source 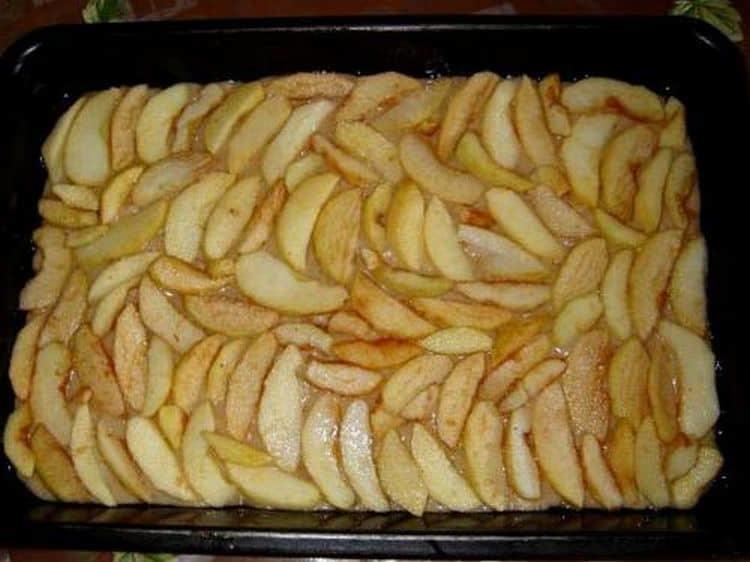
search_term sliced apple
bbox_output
[331,339,423,369]
[362,183,391,253]
[410,297,511,330]
[464,401,506,509]
[456,281,550,311]
[486,188,565,262]
[528,185,594,239]
[372,266,453,298]
[29,342,72,446]
[100,165,143,224]
[139,275,205,353]
[400,133,485,204]
[131,152,212,206]
[532,382,585,507]
[66,225,108,248]
[411,423,481,510]
[505,406,541,500]
[262,99,335,184]
[560,77,664,121]
[539,73,571,136]
[3,404,34,478]
[91,277,139,336]
[227,95,291,173]
[479,334,551,401]
[38,199,98,228]
[671,447,722,509]
[226,464,321,509]
[634,417,670,507]
[275,323,332,353]
[158,404,187,451]
[669,236,707,335]
[609,337,649,428]
[386,181,427,271]
[401,384,439,421]
[659,97,687,150]
[301,394,356,509]
[648,335,680,443]
[313,188,361,284]
[237,181,287,254]
[97,419,152,502]
[206,337,246,405]
[607,418,640,506]
[581,433,623,509]
[595,209,647,248]
[371,407,405,440]
[172,83,227,153]
[312,134,380,187]
[126,416,196,502]
[71,403,117,506]
[150,256,229,295]
[424,196,475,280]
[305,360,381,396]
[552,237,608,310]
[225,332,278,441]
[420,327,493,355]
[629,229,682,339]
[202,431,270,467]
[335,121,403,183]
[137,83,196,163]
[173,334,225,413]
[9,314,46,399]
[553,293,603,349]
[285,153,327,191]
[382,354,453,414]
[72,324,125,416]
[519,358,567,399]
[51,183,98,211]
[634,147,673,233]
[490,315,549,368]
[664,152,696,230]
[114,303,148,411]
[65,88,123,185]
[337,72,420,122]
[328,311,378,341]
[436,353,485,447]
[371,78,453,134]
[202,82,264,154]
[560,113,620,207]
[269,72,354,99]
[184,294,278,337]
[43,96,86,183]
[666,442,698,481]
[203,176,262,260]
[601,249,634,340]
[532,164,572,196]
[142,336,174,417]
[111,84,149,171]
[378,429,428,516]
[31,425,90,502]
[514,76,558,167]
[481,79,521,169]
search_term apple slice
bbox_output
[528,185,595,239]
[227,95,291,173]
[490,316,549,368]
[142,336,174,417]
[202,431,270,468]
[150,256,229,295]
[660,97,687,149]
[51,183,98,210]
[386,181,427,272]
[3,404,34,477]
[66,225,108,248]
[669,237,707,335]
[274,323,333,353]
[634,417,669,507]
[182,402,238,506]
[666,442,698,481]
[561,330,610,441]
[648,336,680,443]
[301,394,356,509]
[131,152,212,206]
[158,404,187,450]
[114,303,148,411]
[305,361,381,396]
[607,419,640,506]
[609,337,649,428]
[43,96,86,183]
[76,200,168,268]
[581,433,623,509]
[437,71,498,161]
[539,74,571,136]
[532,382,585,507]
[424,196,474,281]
[328,311,378,340]
[671,447,722,509]
[595,209,648,248]
[481,79,521,169]
[269,72,354,99]
[485,188,565,262]
[531,164,572,196]
[38,199,97,229]
[455,132,534,193]
[335,121,403,183]
[205,337,246,405]
[203,82,265,154]
[313,188,361,284]
[226,464,321,509]
[72,324,125,416]
[31,425,90,502]
[71,403,117,506]
[552,294,603,349]
[203,176,262,260]
[100,166,142,224]
[237,181,287,254]
[30,342,72,446]
[664,152,696,230]
[378,429,428,516]
[111,85,149,171]
[560,77,664,121]
[479,334,551,401]
[411,423,481,510]
[65,88,123,185]
[262,100,335,184]
[436,353,485,447]
[371,78,453,134]
[172,83,227,153]
[372,266,453,298]
[410,297,511,330]
[634,147,673,233]
[172,334,225,414]
[514,76,558,167]
[236,251,347,315]
[382,354,453,414]
[9,314,46,399]
[184,294,278,337]
[629,230,682,339]
[285,153,327,191]
[126,416,196,502]
[337,72,420,122]
[505,406,541,500]
[552,237,608,310]
[331,339,423,369]
[362,183,392,253]
[419,327,493,355]
[97,419,152,502]
[560,113,619,207]
[258,345,303,472]
[312,134,380,187]
[139,275,205,353]
[601,249,634,340]
[464,401,506,509]
[401,385,439,420]
[456,281,550,311]
[658,320,718,439]
[371,408,405,440]
[136,83,196,163]
[400,133,485,204]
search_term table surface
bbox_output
[1,1,748,561]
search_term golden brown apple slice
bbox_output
[634,147,673,233]
[111,85,150,171]
[371,78,453,134]
[456,281,550,312]
[424,196,475,281]
[71,403,117,506]
[552,293,603,349]
[203,176,262,260]
[671,447,722,509]
[386,181,427,272]
[552,237,608,310]
[532,382,585,507]
[313,188,361,284]
[372,266,453,298]
[382,354,453,414]
[31,425,90,502]
[139,276,205,353]
[72,324,125,416]
[528,185,595,239]
[172,83,227,153]
[560,113,619,207]
[65,88,123,185]
[237,181,287,254]
[634,417,669,507]
[481,79,521,169]
[226,464,321,509]
[331,339,422,369]
[664,152,695,229]
[464,401,506,509]
[629,229,682,339]
[658,320,718,439]
[455,132,535,192]
[126,416,196,502]
[158,404,187,451]
[561,330,610,441]
[269,72,353,99]
[97,419,152,502]
[410,297,511,330]
[669,237,707,335]
[436,353,485,448]
[173,334,225,414]
[601,249,634,340]
[142,336,174,417]
[30,342,72,446]
[9,314,46,399]
[3,404,34,477]
[378,429,428,516]
[400,133,485,205]
[202,431,270,467]
[150,256,229,295]
[514,76,558,167]
[182,402,238,506]
[113,303,148,411]
[648,336,680,443]
[419,327,493,355]
[236,251,347,315]
[301,394,356,509]
[131,152,212,206]
[411,423,481,510]
[581,433,623,509]
[203,82,264,154]
[437,71,498,161]
[505,406,541,500]
[312,134,380,187]
[184,294,278,337]
[227,96,292,174]
[560,77,664,121]
[607,419,640,506]
[137,83,198,163]
[275,323,332,353]
[486,188,565,262]
[609,337,649,428]
[43,96,86,183]
[335,121,403,183]
[337,72,420,122]
[305,361,381,396]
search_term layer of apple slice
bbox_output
[184,294,278,337]
[372,266,453,298]
[269,72,353,99]
[3,404,34,478]
[481,79,522,169]
[436,353,485,448]
[203,176,262,260]
[71,403,117,506]
[72,324,125,416]
[142,335,174,417]
[52,183,99,211]
[38,199,98,229]
[479,334,551,401]
[386,181,428,272]
[456,282,550,312]
[528,185,594,239]
[331,339,423,369]
[203,82,264,154]
[274,323,332,353]
[560,77,664,121]
[371,78,453,134]
[608,337,649,429]
[552,293,603,349]
[150,256,228,295]
[664,152,696,230]
[539,74,571,136]
[607,419,640,506]
[410,297,511,330]
[97,419,153,502]
[312,134,380,187]
[131,152,212,206]
[305,361,381,396]
[671,447,722,509]
[111,85,150,171]
[9,314,46,399]
[362,183,392,253]
[172,83,227,153]
[335,121,403,183]
[158,404,187,450]
[378,429,428,516]
[419,327,493,355]
[237,181,287,254]
[113,303,148,411]
[455,132,534,193]
[648,335,680,443]
[464,401,506,509]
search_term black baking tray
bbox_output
[0,15,748,559]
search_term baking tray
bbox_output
[0,15,748,559]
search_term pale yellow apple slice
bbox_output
[206,337,246,405]
[65,88,123,185]
[337,72,420,122]
[378,429,428,516]
[400,133,485,205]
[274,323,332,353]
[236,251,347,315]
[111,84,150,171]
[227,95,291,173]
[88,251,159,302]
[328,311,378,340]
[647,337,680,443]
[237,181,287,254]
[142,335,174,417]
[204,176,262,260]
[173,333,225,413]
[634,417,669,507]
[532,382,585,507]
[31,425,91,502]
[100,165,143,223]
[419,327,493,355]
[226,464,321,509]
[182,402,238,506]
[72,325,125,416]
[671,447,722,509]
[43,96,86,183]
[203,82,267,154]
[607,419,640,506]
[71,403,117,506]
[172,83,227,153]
[136,83,196,163]
[335,121,403,183]
[372,266,453,298]
[581,433,623,509]
[489,316,549,369]
[601,249,634,340]
[411,423,481,510]
[269,72,354,99]
[38,199,98,228]
[553,293,603,349]
[285,153,327,190]
[97,419,152,502]
[385,181,427,271]
[479,334,551,402]
[669,236,707,335]
[114,303,148,411]
[51,183,98,210]
[560,113,619,207]
[139,275,205,353]
[9,314,46,399]
[382,354,453,414]
[30,342,72,446]
[609,337,649,428]
[126,416,196,502]
[539,73,571,136]
[481,79,521,169]
[660,97,687,150]
[157,404,187,451]
[150,256,229,295]
[514,76,558,167]
[131,152,212,206]
[666,443,698,481]
[560,77,664,121]
[552,237,608,310]
[410,297,511,330]
[401,385,439,421]
[184,294,277,337]
[262,99,335,184]
[312,134,380,187]
[202,431,270,467]
[504,406,540,500]
[463,401,506,509]
[65,225,108,248]
[486,188,565,262]
[455,132,535,193]
[595,209,648,248]
[91,266,137,332]
[371,78,453,134]
[532,164,571,196]
[528,185,595,239]
[362,183,392,253]
[313,188,361,284]
[424,196,474,281]
[331,339,423,370]
[305,361,381,396]
[436,353,485,447]
[456,281,550,311]
[3,404,34,477]
[634,147,673,233]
